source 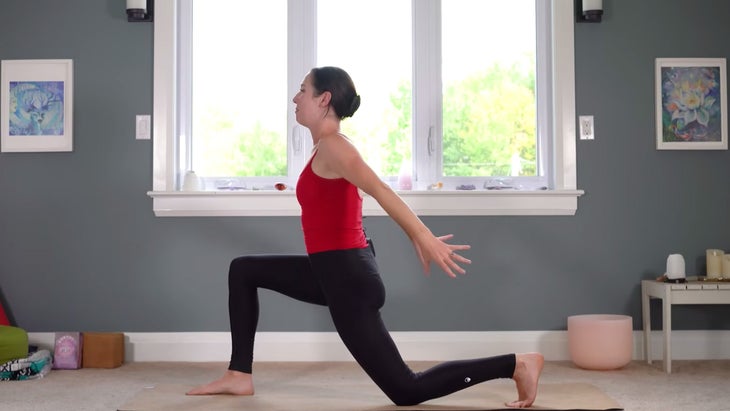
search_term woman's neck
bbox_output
[310,117,341,146]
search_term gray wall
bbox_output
[1,0,729,333]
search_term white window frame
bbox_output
[147,0,583,217]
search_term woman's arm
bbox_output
[315,136,471,277]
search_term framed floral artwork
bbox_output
[655,58,727,150]
[1,59,73,152]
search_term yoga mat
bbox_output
[118,364,622,411]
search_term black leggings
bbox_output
[226,246,516,406]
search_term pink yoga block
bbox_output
[567,314,632,370]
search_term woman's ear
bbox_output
[318,91,332,107]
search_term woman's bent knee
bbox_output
[376,377,423,406]
[385,389,421,407]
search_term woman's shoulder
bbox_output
[316,133,363,170]
[319,133,357,153]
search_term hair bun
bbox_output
[348,94,361,117]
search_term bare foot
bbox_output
[505,352,544,408]
[186,370,254,396]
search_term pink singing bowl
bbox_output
[567,314,633,370]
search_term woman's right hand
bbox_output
[412,233,471,278]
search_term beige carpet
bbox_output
[119,363,621,411]
[5,360,730,411]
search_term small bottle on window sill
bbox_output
[397,161,412,190]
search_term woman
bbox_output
[187,66,543,408]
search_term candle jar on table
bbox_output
[706,249,724,279]
[722,254,730,279]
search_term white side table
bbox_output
[641,278,730,373]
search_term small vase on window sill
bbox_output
[182,170,202,191]
[397,161,412,190]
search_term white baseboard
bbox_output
[27,330,730,363]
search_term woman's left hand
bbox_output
[412,233,471,278]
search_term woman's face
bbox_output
[292,73,321,127]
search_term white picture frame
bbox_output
[1,59,74,152]
[655,57,727,150]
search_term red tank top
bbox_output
[296,152,368,254]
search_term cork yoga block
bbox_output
[81,332,125,368]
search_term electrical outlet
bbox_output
[135,114,152,140]
[136,115,151,140]
[579,115,594,140]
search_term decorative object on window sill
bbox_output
[655,58,728,150]
[484,178,515,190]
[483,179,548,191]
[575,0,603,23]
[214,179,246,191]
[455,184,476,191]
[1,59,74,152]
[397,160,413,190]
[182,170,201,191]
[127,0,153,22]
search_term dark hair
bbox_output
[310,66,361,119]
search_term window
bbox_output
[189,1,288,182]
[149,0,583,216]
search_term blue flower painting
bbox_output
[8,81,65,136]
[661,66,722,142]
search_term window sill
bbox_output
[147,189,584,217]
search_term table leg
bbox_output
[662,288,672,373]
[642,283,651,364]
